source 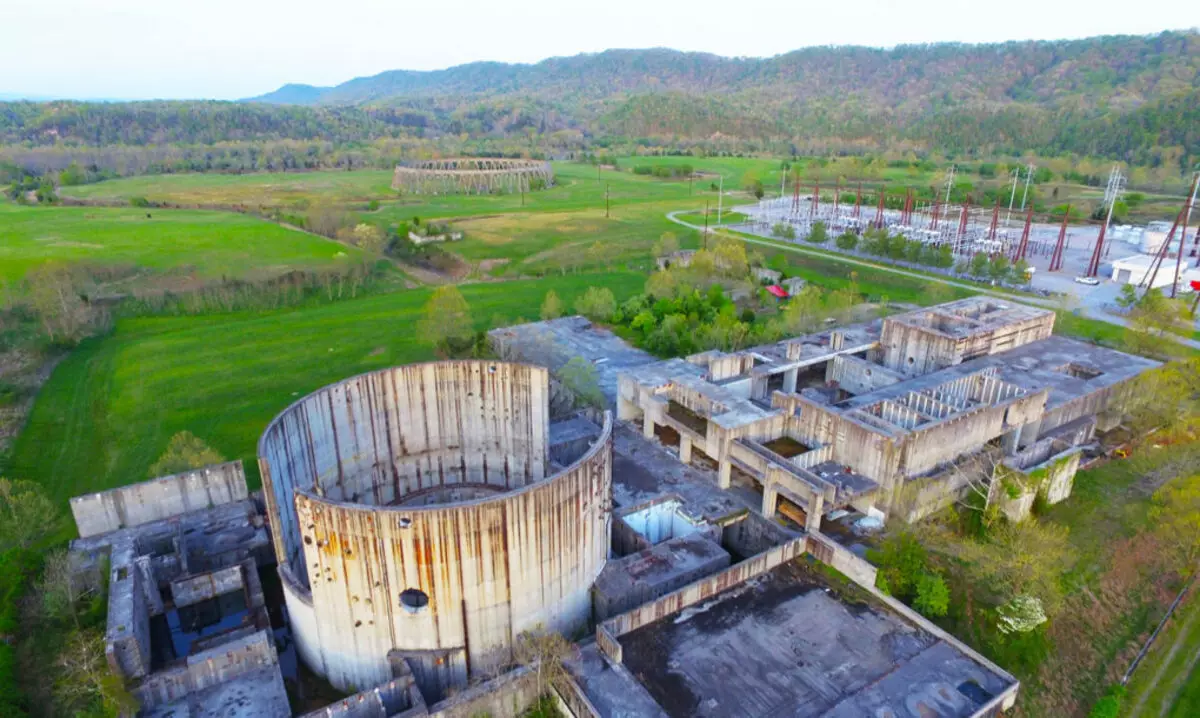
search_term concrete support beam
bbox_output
[806,492,824,533]
[679,436,693,465]
[762,483,779,518]
[718,460,732,490]
[783,369,798,394]
[643,413,656,439]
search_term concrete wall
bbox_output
[259,361,612,695]
[259,362,551,576]
[597,535,809,662]
[826,354,904,395]
[134,630,279,709]
[70,461,247,538]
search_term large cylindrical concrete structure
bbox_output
[258,361,611,696]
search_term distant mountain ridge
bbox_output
[2,32,1195,173]
[245,35,1198,113]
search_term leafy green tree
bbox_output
[147,432,226,478]
[868,531,928,600]
[574,287,617,322]
[914,573,950,617]
[418,285,474,356]
[988,255,1012,282]
[540,290,565,320]
[969,252,990,277]
[996,594,1048,634]
[772,223,796,240]
[1115,283,1138,311]
[835,232,858,250]
[0,479,62,550]
[559,357,604,408]
[653,231,679,257]
[1149,473,1200,568]
[806,221,828,244]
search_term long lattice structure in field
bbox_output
[392,158,554,195]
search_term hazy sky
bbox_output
[1,0,1193,100]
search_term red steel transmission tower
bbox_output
[810,181,819,218]
[1048,208,1069,272]
[1013,206,1033,262]
[1143,206,1185,291]
[988,197,1000,241]
[874,190,885,229]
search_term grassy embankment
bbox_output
[0,201,363,283]
[4,273,645,506]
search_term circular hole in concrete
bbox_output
[399,588,429,613]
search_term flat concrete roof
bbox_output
[594,533,730,600]
[488,316,656,405]
[884,297,1053,340]
[840,335,1157,416]
[614,561,1013,718]
[611,424,761,524]
[142,665,291,718]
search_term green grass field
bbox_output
[1122,585,1200,717]
[58,170,397,206]
[0,201,362,282]
[4,273,645,504]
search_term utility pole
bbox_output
[943,165,956,204]
[597,163,601,183]
[1086,165,1125,277]
[717,175,723,226]
[689,173,693,196]
[605,183,610,219]
[703,200,710,249]
[1169,173,1199,297]
[1020,163,1035,211]
[1005,167,1020,227]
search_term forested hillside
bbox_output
[1,32,1195,177]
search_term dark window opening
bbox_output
[400,588,429,613]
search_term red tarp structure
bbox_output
[766,285,789,298]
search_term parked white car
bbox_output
[1073,276,1100,286]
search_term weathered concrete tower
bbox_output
[258,361,612,698]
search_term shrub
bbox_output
[574,287,617,322]
[772,222,796,240]
[806,221,828,244]
[914,573,950,617]
[148,432,226,478]
[1088,685,1125,718]
[835,232,858,250]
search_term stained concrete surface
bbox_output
[488,316,657,405]
[141,665,291,718]
[618,562,1010,718]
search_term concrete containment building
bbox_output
[257,361,612,697]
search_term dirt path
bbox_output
[1127,598,1200,717]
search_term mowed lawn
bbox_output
[0,202,362,282]
[5,272,645,504]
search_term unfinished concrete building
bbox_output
[392,158,555,195]
[67,462,289,717]
[618,297,1158,526]
[256,361,613,699]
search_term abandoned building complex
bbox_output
[61,298,1158,717]
[613,297,1157,526]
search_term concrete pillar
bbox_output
[679,435,693,464]
[643,412,655,439]
[806,491,824,533]
[718,460,732,489]
[762,483,779,517]
[783,368,798,394]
